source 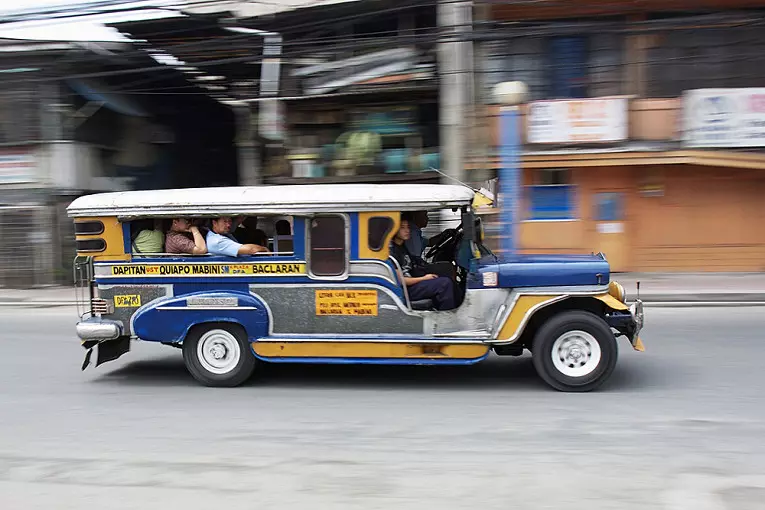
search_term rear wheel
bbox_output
[182,323,256,387]
[531,311,618,392]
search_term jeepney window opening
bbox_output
[368,216,395,252]
[122,216,297,257]
[74,220,104,236]
[76,238,106,252]
[308,214,348,278]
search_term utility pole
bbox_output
[438,0,473,185]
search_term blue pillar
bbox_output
[498,106,521,257]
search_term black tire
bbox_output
[531,310,618,392]
[182,323,256,387]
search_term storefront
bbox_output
[478,92,765,272]
[264,88,441,183]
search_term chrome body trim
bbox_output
[157,306,259,311]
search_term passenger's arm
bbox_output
[403,274,437,286]
[238,243,270,256]
[189,226,207,255]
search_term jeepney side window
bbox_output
[368,216,395,252]
[129,218,169,255]
[308,215,347,277]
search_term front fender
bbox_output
[496,293,631,344]
[594,293,629,311]
[132,291,269,344]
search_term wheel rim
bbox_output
[196,329,241,375]
[551,330,602,377]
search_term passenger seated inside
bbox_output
[389,215,456,311]
[165,218,207,255]
[206,216,269,257]
[131,219,165,254]
[233,216,261,245]
[275,219,291,236]
[273,218,294,253]
[252,229,269,248]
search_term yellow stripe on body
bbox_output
[497,295,560,340]
[252,342,489,359]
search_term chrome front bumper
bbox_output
[76,318,123,341]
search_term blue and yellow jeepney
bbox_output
[66,183,644,392]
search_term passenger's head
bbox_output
[412,210,429,229]
[275,219,291,236]
[171,218,192,232]
[395,215,412,242]
[241,216,258,230]
[212,216,233,234]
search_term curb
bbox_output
[635,293,765,302]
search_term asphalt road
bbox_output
[1,306,764,510]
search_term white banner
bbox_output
[683,88,765,147]
[527,97,628,144]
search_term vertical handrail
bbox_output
[387,256,412,309]
[73,255,93,320]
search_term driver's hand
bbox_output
[423,274,438,280]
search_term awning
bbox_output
[467,149,765,171]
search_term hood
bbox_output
[473,253,610,289]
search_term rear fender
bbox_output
[131,291,269,344]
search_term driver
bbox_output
[390,215,456,311]
[405,210,429,256]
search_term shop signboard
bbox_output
[527,97,628,144]
[682,88,765,147]
[0,150,35,184]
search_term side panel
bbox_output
[424,288,510,336]
[97,284,172,335]
[251,284,423,335]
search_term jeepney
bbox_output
[66,183,644,392]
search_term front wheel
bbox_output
[531,311,618,392]
[182,323,256,387]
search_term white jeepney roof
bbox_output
[66,183,476,218]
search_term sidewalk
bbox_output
[1,273,765,307]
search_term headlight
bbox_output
[608,281,626,303]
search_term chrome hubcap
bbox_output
[551,330,602,377]
[197,329,241,375]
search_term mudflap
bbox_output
[81,337,130,371]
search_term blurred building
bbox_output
[6,0,765,284]
[109,0,446,186]
[0,38,237,287]
[474,0,765,272]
